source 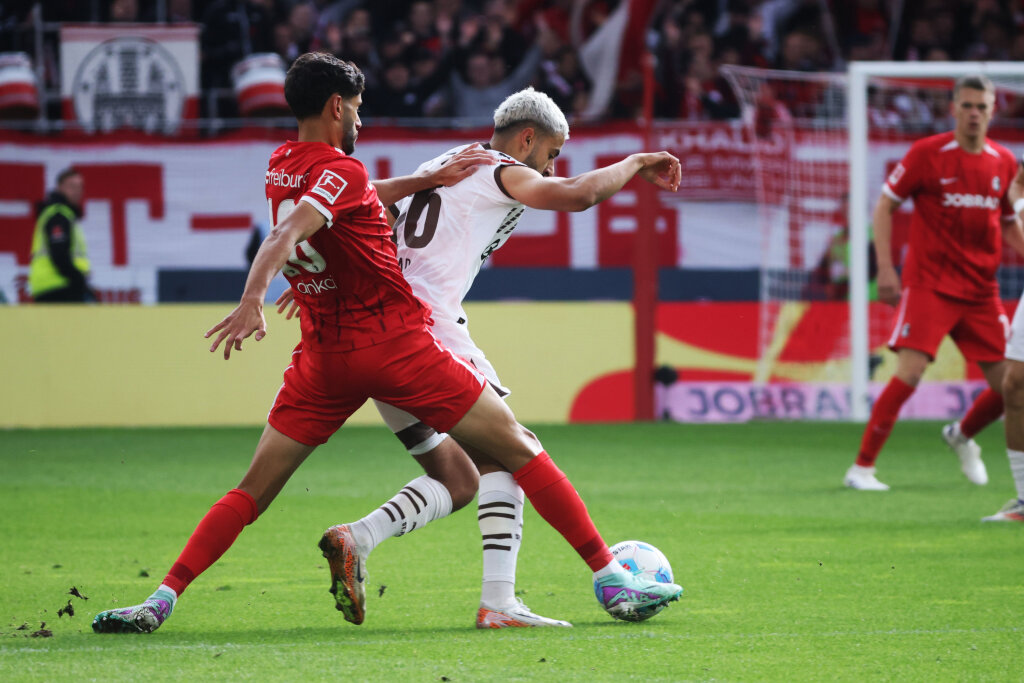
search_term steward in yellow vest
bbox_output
[29,168,94,302]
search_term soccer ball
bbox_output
[611,540,674,583]
[598,540,675,622]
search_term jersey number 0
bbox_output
[396,189,441,248]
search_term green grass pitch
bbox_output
[0,422,1020,681]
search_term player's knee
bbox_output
[895,365,925,387]
[434,462,478,511]
[413,436,479,510]
[895,349,929,386]
[1002,363,1024,405]
[520,425,543,453]
[448,469,479,511]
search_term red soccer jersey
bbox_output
[883,131,1017,301]
[265,141,429,350]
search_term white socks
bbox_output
[154,584,177,602]
[478,472,524,607]
[349,475,453,553]
[1008,449,1024,501]
[592,559,625,580]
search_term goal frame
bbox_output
[846,61,1024,420]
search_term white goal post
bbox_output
[847,62,1024,420]
[720,61,1024,422]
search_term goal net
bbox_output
[721,62,1024,421]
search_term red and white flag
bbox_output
[574,0,657,119]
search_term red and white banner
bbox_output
[59,24,200,134]
[656,381,990,422]
[3,123,1023,303]
[0,127,709,302]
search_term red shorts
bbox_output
[887,287,1008,362]
[268,326,486,447]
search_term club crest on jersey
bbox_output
[311,170,348,203]
[993,176,1001,192]
[901,323,911,338]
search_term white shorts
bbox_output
[374,318,509,454]
[1006,296,1024,362]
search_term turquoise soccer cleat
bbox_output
[594,571,682,622]
[92,588,175,634]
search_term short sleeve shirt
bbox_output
[883,131,1017,301]
[392,144,527,327]
[266,141,429,351]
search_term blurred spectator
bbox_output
[776,29,829,71]
[314,0,363,46]
[284,1,318,58]
[109,0,140,22]
[338,8,377,68]
[965,11,1012,61]
[29,168,95,303]
[10,0,1024,125]
[469,0,527,70]
[536,45,590,118]
[200,0,277,88]
[363,46,451,118]
[836,0,888,59]
[405,0,443,56]
[448,45,541,121]
[164,0,194,23]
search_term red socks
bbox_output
[513,451,613,571]
[960,388,1003,438]
[163,489,259,596]
[856,377,915,467]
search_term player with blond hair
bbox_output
[279,86,685,627]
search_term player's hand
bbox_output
[275,288,301,320]
[876,264,901,307]
[636,152,681,192]
[431,143,495,187]
[205,299,266,360]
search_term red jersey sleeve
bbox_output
[299,156,370,226]
[883,141,924,202]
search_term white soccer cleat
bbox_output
[981,498,1024,522]
[941,423,988,485]
[476,599,573,629]
[844,464,890,491]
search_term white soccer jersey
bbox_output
[390,143,528,389]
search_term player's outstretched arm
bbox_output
[872,194,901,306]
[205,202,324,360]
[371,143,496,206]
[499,152,681,212]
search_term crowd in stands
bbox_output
[4,0,1024,123]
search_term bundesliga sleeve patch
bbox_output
[887,163,905,186]
[311,170,348,204]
